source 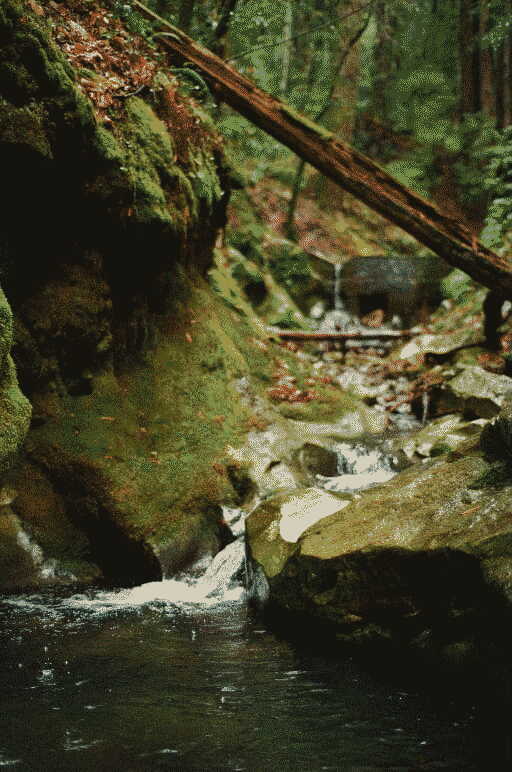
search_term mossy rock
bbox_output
[247,449,512,652]
[0,356,31,479]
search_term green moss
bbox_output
[12,459,98,575]
[280,104,334,141]
[0,510,39,589]
[430,442,452,457]
[0,356,32,477]
[188,147,223,213]
[276,386,360,422]
[126,97,175,167]
[469,461,512,489]
[0,287,13,369]
[0,101,52,158]
[94,125,125,164]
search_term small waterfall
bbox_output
[44,508,250,614]
[334,263,344,311]
[421,391,430,426]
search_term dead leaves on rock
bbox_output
[46,0,157,119]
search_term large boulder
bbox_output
[340,255,448,326]
[246,435,512,659]
[432,366,512,418]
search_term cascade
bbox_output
[334,263,345,312]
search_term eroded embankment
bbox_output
[0,0,269,587]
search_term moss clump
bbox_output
[430,442,452,457]
[276,385,367,423]
[0,355,31,477]
[0,287,31,478]
[469,461,512,490]
[0,101,52,158]
[0,287,13,369]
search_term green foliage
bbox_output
[269,309,302,329]
[441,269,474,302]
[481,127,512,250]
[452,114,498,207]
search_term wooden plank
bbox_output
[133,1,512,295]
[267,328,413,341]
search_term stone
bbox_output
[395,329,484,360]
[246,488,350,579]
[438,367,512,418]
[295,443,338,478]
[391,413,486,460]
[246,448,512,654]
[339,255,448,326]
[480,395,512,460]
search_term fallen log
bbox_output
[267,328,413,341]
[133,1,512,295]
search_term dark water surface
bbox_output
[0,581,491,772]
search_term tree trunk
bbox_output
[269,329,413,342]
[504,1,512,127]
[212,0,238,59]
[479,0,495,117]
[459,0,480,114]
[372,0,397,126]
[178,0,195,33]
[280,0,293,96]
[133,1,512,295]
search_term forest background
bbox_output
[119,0,512,258]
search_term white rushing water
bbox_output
[5,507,249,617]
[318,441,397,493]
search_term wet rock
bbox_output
[391,413,486,460]
[295,443,338,478]
[246,449,512,653]
[480,395,512,460]
[395,328,484,360]
[435,366,512,418]
[340,255,447,326]
[230,410,387,499]
[246,488,351,579]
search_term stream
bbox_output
[0,443,490,770]
[0,590,481,771]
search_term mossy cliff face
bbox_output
[0,0,251,588]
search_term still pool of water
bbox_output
[0,580,490,771]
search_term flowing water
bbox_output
[0,479,494,771]
[0,571,484,771]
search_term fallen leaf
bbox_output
[27,0,44,16]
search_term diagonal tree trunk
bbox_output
[133,1,512,295]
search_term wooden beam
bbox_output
[268,328,413,342]
[133,1,512,295]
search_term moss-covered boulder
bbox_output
[246,440,512,659]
